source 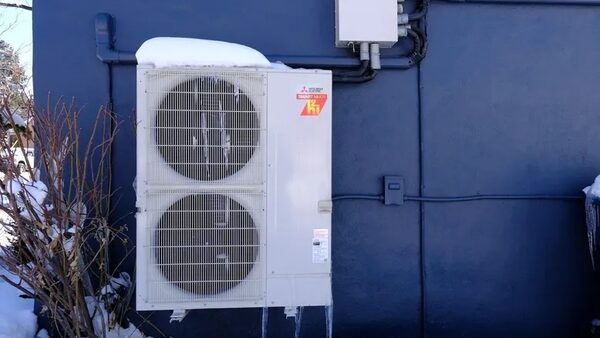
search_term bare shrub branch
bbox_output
[0,92,135,337]
[0,2,32,11]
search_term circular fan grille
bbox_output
[154,194,259,296]
[155,77,260,181]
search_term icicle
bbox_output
[294,306,304,338]
[234,80,240,103]
[218,101,230,170]
[200,112,210,178]
[262,307,268,338]
[194,80,199,106]
[214,195,227,227]
[225,196,230,225]
[585,195,598,268]
[325,305,333,338]
[216,253,231,272]
[584,176,600,268]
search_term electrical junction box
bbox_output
[335,0,399,48]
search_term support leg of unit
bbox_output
[284,306,299,318]
[169,309,189,323]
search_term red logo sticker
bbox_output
[296,87,327,116]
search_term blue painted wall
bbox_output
[33,1,598,337]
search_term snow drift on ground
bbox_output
[0,266,36,338]
[0,265,148,338]
[0,176,148,337]
[85,296,149,338]
[136,37,272,69]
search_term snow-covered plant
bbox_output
[0,95,134,338]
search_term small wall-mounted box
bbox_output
[335,0,399,48]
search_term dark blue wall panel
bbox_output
[422,3,599,337]
[33,0,597,337]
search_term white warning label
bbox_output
[312,229,329,264]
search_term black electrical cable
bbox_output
[407,29,422,62]
[440,0,600,6]
[331,30,426,81]
[332,60,369,77]
[409,10,427,21]
[331,193,584,202]
[333,70,378,83]
[332,60,378,83]
[407,27,428,64]
[331,194,384,201]
[405,194,583,202]
[409,0,430,21]
[310,6,431,82]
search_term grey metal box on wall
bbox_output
[135,66,332,311]
[335,0,399,47]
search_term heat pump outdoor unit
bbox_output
[135,65,332,311]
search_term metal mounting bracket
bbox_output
[284,306,299,318]
[170,309,189,323]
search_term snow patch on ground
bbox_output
[0,267,37,338]
[0,267,147,338]
[136,37,272,69]
[35,330,49,338]
[85,295,149,338]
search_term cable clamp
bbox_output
[318,200,333,213]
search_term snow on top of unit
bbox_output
[270,61,292,70]
[136,37,272,69]
[584,174,600,199]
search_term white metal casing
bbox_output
[136,65,332,311]
[335,0,399,48]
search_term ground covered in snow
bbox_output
[0,263,148,338]
[0,201,147,337]
[0,266,38,338]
